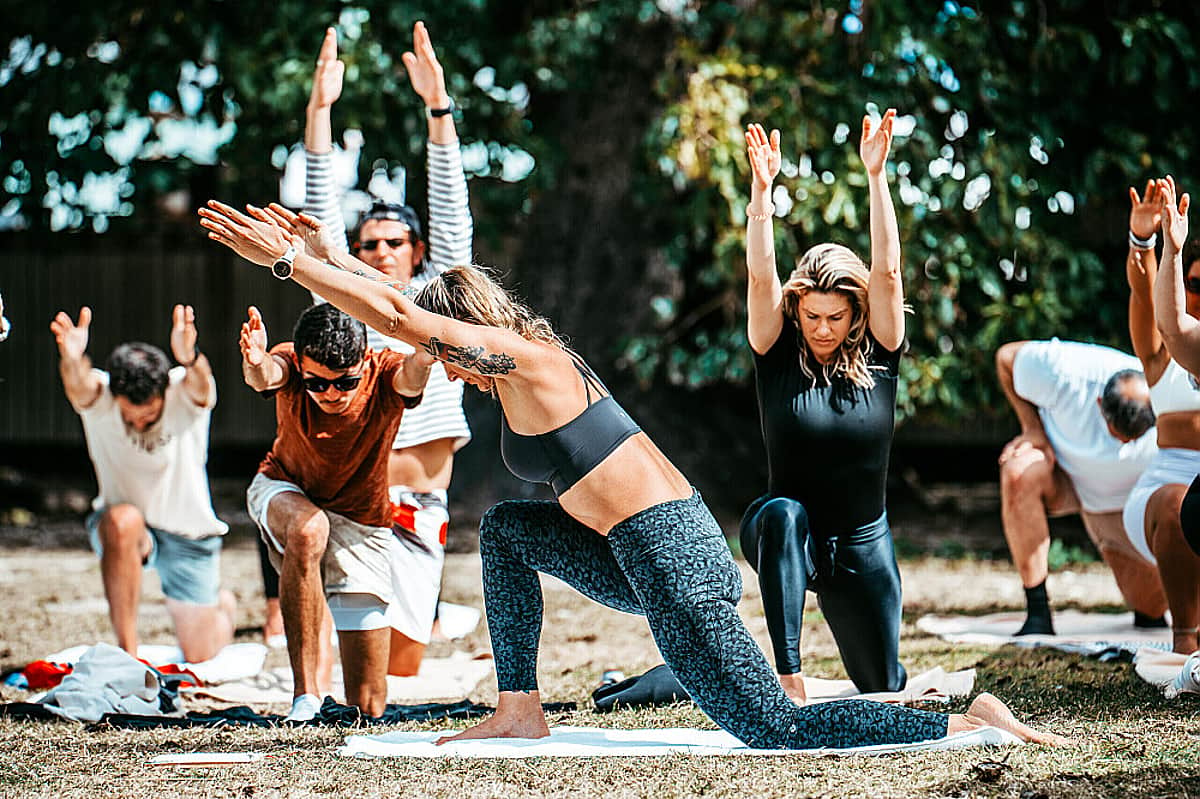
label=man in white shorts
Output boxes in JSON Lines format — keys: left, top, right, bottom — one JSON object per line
{"left": 996, "top": 338, "right": 1168, "bottom": 635}
{"left": 51, "top": 305, "right": 234, "bottom": 663}
{"left": 242, "top": 302, "right": 431, "bottom": 721}
{"left": 296, "top": 22, "right": 473, "bottom": 676}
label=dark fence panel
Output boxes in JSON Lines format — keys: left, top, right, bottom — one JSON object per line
{"left": 0, "top": 246, "right": 313, "bottom": 445}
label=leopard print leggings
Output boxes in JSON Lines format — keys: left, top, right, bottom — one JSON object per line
{"left": 478, "top": 491, "right": 948, "bottom": 749}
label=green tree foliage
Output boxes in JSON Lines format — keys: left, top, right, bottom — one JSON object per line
{"left": 3, "top": 1, "right": 1198, "bottom": 426}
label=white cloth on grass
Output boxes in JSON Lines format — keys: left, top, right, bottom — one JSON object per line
{"left": 41, "top": 643, "right": 176, "bottom": 722}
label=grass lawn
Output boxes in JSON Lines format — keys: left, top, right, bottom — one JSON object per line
{"left": 0, "top": 537, "right": 1197, "bottom": 798}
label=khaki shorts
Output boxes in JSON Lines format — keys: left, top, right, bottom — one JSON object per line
{"left": 246, "top": 472, "right": 394, "bottom": 605}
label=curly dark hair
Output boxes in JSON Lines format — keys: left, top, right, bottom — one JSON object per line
{"left": 292, "top": 303, "right": 367, "bottom": 370}
{"left": 106, "top": 343, "right": 171, "bottom": 405}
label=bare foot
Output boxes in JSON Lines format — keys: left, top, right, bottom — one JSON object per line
{"left": 950, "top": 693, "right": 1070, "bottom": 746}
{"left": 779, "top": 672, "right": 808, "bottom": 705}
{"left": 436, "top": 691, "right": 549, "bottom": 745}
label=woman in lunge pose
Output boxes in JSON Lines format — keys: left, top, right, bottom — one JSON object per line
{"left": 738, "top": 112, "right": 907, "bottom": 701}
{"left": 198, "top": 199, "right": 1065, "bottom": 749}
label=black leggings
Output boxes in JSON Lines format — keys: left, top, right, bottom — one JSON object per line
{"left": 1181, "top": 474, "right": 1200, "bottom": 557}
{"left": 479, "top": 491, "right": 946, "bottom": 749}
{"left": 258, "top": 535, "right": 280, "bottom": 600}
{"left": 739, "top": 495, "right": 906, "bottom": 693}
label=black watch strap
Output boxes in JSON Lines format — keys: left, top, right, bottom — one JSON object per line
{"left": 428, "top": 98, "right": 455, "bottom": 118}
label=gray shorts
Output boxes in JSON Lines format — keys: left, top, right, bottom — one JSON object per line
{"left": 86, "top": 510, "right": 222, "bottom": 606}
{"left": 246, "top": 473, "right": 394, "bottom": 608}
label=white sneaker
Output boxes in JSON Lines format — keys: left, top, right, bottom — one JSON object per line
{"left": 284, "top": 693, "right": 323, "bottom": 722}
{"left": 1165, "top": 652, "right": 1200, "bottom": 699}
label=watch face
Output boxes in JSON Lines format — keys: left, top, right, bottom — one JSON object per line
{"left": 272, "top": 259, "right": 293, "bottom": 279}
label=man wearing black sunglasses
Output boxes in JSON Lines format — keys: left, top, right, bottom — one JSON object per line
{"left": 283, "top": 21, "right": 475, "bottom": 679}
{"left": 241, "top": 303, "right": 432, "bottom": 721}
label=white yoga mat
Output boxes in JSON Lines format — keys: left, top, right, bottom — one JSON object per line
{"left": 917, "top": 610, "right": 1173, "bottom": 647}
{"left": 339, "top": 724, "right": 1021, "bottom": 759}
{"left": 186, "top": 651, "right": 494, "bottom": 706}
{"left": 802, "top": 667, "right": 974, "bottom": 704}
{"left": 43, "top": 642, "right": 268, "bottom": 685}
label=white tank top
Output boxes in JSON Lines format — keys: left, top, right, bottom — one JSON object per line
{"left": 1150, "top": 359, "right": 1200, "bottom": 415}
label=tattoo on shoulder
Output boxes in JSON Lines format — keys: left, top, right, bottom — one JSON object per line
{"left": 421, "top": 337, "right": 517, "bottom": 375}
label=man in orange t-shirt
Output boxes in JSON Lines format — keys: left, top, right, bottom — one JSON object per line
{"left": 241, "top": 302, "right": 431, "bottom": 721}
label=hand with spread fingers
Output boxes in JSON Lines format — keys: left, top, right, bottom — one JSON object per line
{"left": 745, "top": 123, "right": 781, "bottom": 195}
{"left": 240, "top": 305, "right": 269, "bottom": 367}
{"left": 1158, "top": 175, "right": 1191, "bottom": 254}
{"left": 1129, "top": 179, "right": 1164, "bottom": 243}
{"left": 198, "top": 200, "right": 299, "bottom": 267}
{"left": 261, "top": 202, "right": 339, "bottom": 264}
{"left": 859, "top": 108, "right": 896, "bottom": 176}
{"left": 50, "top": 306, "right": 92, "bottom": 361}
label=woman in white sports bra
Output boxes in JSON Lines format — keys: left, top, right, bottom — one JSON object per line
{"left": 1123, "top": 177, "right": 1200, "bottom": 654}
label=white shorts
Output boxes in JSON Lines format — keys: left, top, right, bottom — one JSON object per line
{"left": 1122, "top": 448, "right": 1200, "bottom": 566}
{"left": 246, "top": 473, "right": 394, "bottom": 629}
{"left": 385, "top": 487, "right": 448, "bottom": 644}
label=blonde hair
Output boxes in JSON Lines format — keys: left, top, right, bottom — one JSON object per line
{"left": 782, "top": 243, "right": 879, "bottom": 389}
{"left": 413, "top": 265, "right": 565, "bottom": 349}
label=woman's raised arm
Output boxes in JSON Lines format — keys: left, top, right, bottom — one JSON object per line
{"left": 1125, "top": 180, "right": 1167, "bottom": 381}
{"left": 199, "top": 200, "right": 539, "bottom": 380}
{"left": 1153, "top": 176, "right": 1200, "bottom": 375}
{"left": 743, "top": 123, "right": 785, "bottom": 355}
{"left": 859, "top": 108, "right": 904, "bottom": 352}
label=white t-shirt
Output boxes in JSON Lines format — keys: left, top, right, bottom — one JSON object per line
{"left": 1012, "top": 339, "right": 1158, "bottom": 512}
{"left": 75, "top": 367, "right": 227, "bottom": 538}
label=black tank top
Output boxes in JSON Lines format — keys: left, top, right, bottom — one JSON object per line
{"left": 752, "top": 328, "right": 902, "bottom": 532}
{"left": 500, "top": 353, "right": 642, "bottom": 496}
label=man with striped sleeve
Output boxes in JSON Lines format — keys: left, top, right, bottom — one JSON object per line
{"left": 264, "top": 21, "right": 474, "bottom": 677}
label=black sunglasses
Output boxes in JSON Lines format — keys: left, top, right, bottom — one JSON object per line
{"left": 1186, "top": 277, "right": 1200, "bottom": 295}
{"left": 358, "top": 237, "right": 412, "bottom": 252}
{"left": 303, "top": 374, "right": 362, "bottom": 393}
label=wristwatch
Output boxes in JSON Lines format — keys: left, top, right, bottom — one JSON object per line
{"left": 427, "top": 97, "right": 455, "bottom": 118}
{"left": 272, "top": 243, "right": 297, "bottom": 280}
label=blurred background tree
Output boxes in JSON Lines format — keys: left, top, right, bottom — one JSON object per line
{"left": 3, "top": 0, "right": 1199, "bottom": 513}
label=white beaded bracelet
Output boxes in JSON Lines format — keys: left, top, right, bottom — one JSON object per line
{"left": 747, "top": 203, "right": 776, "bottom": 222}
{"left": 1129, "top": 230, "right": 1157, "bottom": 251}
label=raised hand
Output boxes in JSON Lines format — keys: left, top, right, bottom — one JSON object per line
{"left": 170, "top": 304, "right": 199, "bottom": 365}
{"left": 744, "top": 123, "right": 781, "bottom": 193}
{"left": 1128, "top": 179, "right": 1163, "bottom": 240}
{"left": 859, "top": 108, "right": 896, "bottom": 176}
{"left": 309, "top": 27, "right": 345, "bottom": 110}
{"left": 240, "top": 306, "right": 269, "bottom": 367}
{"left": 1158, "top": 175, "right": 1191, "bottom": 253}
{"left": 199, "top": 201, "right": 298, "bottom": 266}
{"left": 50, "top": 306, "right": 92, "bottom": 361}
{"left": 402, "top": 21, "right": 450, "bottom": 108}
{"left": 262, "top": 203, "right": 339, "bottom": 263}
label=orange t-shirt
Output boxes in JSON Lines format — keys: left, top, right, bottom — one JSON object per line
{"left": 258, "top": 344, "right": 419, "bottom": 527}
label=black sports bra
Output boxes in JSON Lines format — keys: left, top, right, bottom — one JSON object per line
{"left": 500, "top": 352, "right": 642, "bottom": 496}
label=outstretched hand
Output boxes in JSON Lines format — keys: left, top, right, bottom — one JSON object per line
{"left": 198, "top": 201, "right": 298, "bottom": 267}
{"left": 309, "top": 27, "right": 345, "bottom": 110}
{"left": 240, "top": 306, "right": 269, "bottom": 367}
{"left": 744, "top": 123, "right": 781, "bottom": 193}
{"left": 1158, "top": 175, "right": 1191, "bottom": 253}
{"left": 170, "top": 304, "right": 199, "bottom": 365}
{"left": 259, "top": 203, "right": 339, "bottom": 263}
{"left": 859, "top": 108, "right": 896, "bottom": 176}
{"left": 1128, "top": 179, "right": 1163, "bottom": 240}
{"left": 402, "top": 21, "right": 450, "bottom": 108}
{"left": 50, "top": 307, "right": 91, "bottom": 361}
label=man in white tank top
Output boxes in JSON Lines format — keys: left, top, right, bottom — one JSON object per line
{"left": 996, "top": 338, "right": 1167, "bottom": 635}
{"left": 50, "top": 305, "right": 235, "bottom": 664}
